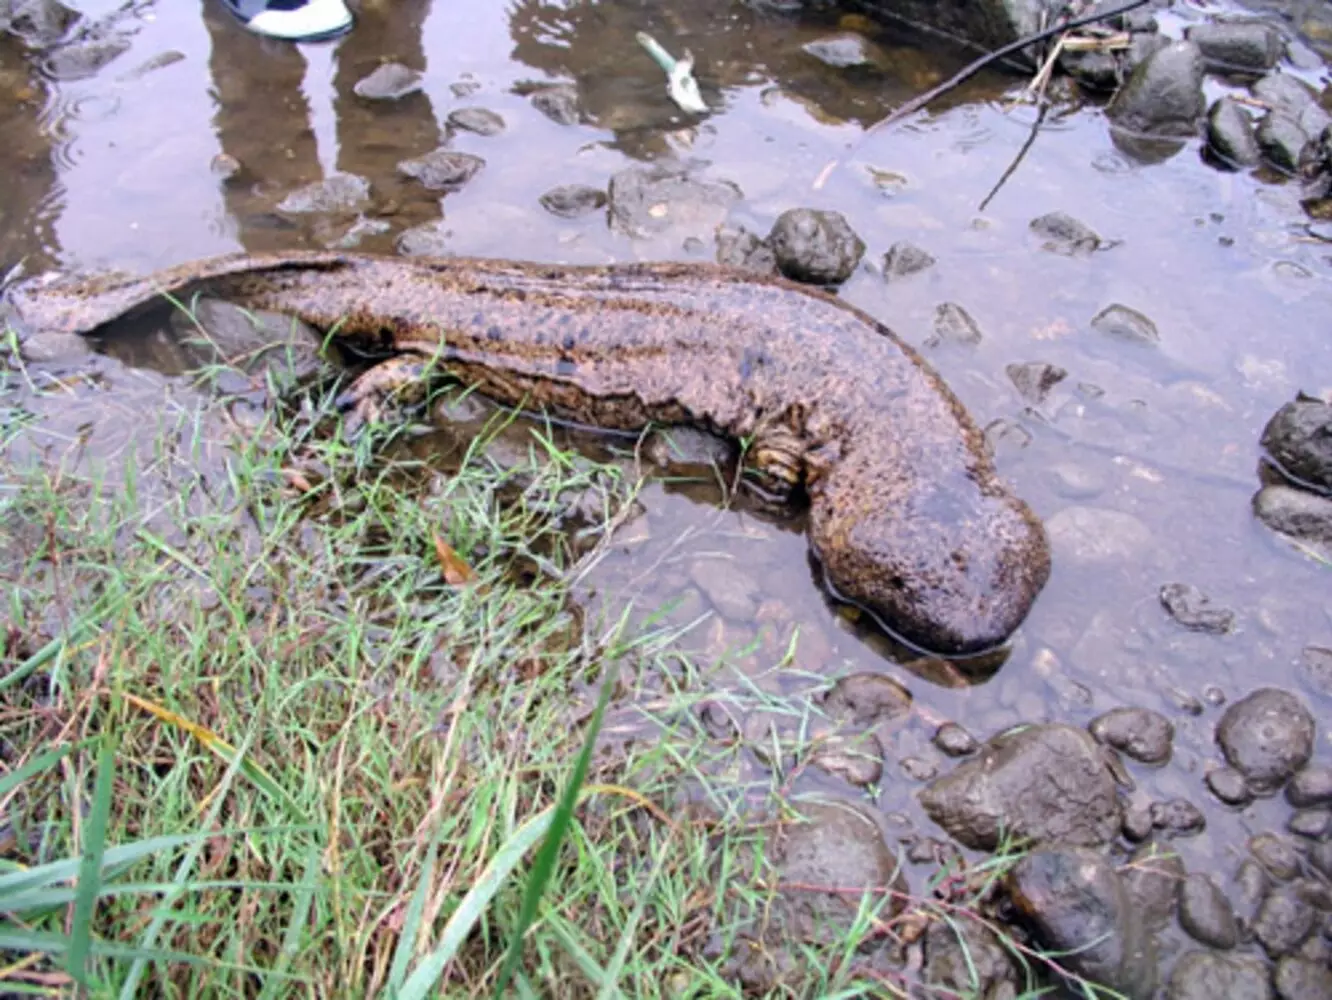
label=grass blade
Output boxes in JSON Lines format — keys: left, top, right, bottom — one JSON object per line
{"left": 387, "top": 820, "right": 446, "bottom": 996}
{"left": 493, "top": 670, "right": 615, "bottom": 998}
{"left": 257, "top": 844, "right": 323, "bottom": 1000}
{"left": 0, "top": 743, "right": 80, "bottom": 800}
{"left": 65, "top": 725, "right": 118, "bottom": 986}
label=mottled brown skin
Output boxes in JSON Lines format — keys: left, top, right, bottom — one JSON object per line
{"left": 5, "top": 250, "right": 1051, "bottom": 655}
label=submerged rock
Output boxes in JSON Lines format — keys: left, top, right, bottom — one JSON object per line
{"left": 1275, "top": 956, "right": 1332, "bottom": 999}
{"left": 1091, "top": 303, "right": 1160, "bottom": 344}
{"left": 0, "top": 0, "right": 80, "bottom": 49}
{"left": 1008, "top": 846, "right": 1158, "bottom": 998}
{"left": 276, "top": 173, "right": 372, "bottom": 215}
{"left": 1288, "top": 765, "right": 1332, "bottom": 808}
{"left": 1207, "top": 97, "right": 1262, "bottom": 167}
{"left": 801, "top": 32, "right": 889, "bottom": 70}
{"left": 1253, "top": 883, "right": 1318, "bottom": 957}
{"left": 447, "top": 107, "right": 506, "bottom": 136}
{"left": 1006, "top": 361, "right": 1067, "bottom": 404}
{"left": 767, "top": 208, "right": 865, "bottom": 285}
{"left": 353, "top": 62, "right": 423, "bottom": 100}
{"left": 881, "top": 240, "right": 935, "bottom": 282}
{"left": 1186, "top": 22, "right": 1282, "bottom": 75}
{"left": 1216, "top": 688, "right": 1315, "bottom": 796}
{"left": 822, "top": 673, "right": 912, "bottom": 730}
{"left": 1089, "top": 707, "right": 1174, "bottom": 765}
{"left": 1261, "top": 396, "right": 1332, "bottom": 493}
{"left": 715, "top": 225, "right": 777, "bottom": 275}
{"left": 1166, "top": 951, "right": 1273, "bottom": 1000}
{"left": 1253, "top": 485, "right": 1332, "bottom": 544}
{"left": 1178, "top": 873, "right": 1239, "bottom": 949}
{"left": 529, "top": 83, "right": 582, "bottom": 125}
{"left": 538, "top": 184, "right": 606, "bottom": 219}
{"left": 1298, "top": 645, "right": 1332, "bottom": 699}
{"left": 920, "top": 724, "right": 1121, "bottom": 851}
{"left": 920, "top": 917, "right": 1022, "bottom": 997}
{"left": 1030, "top": 210, "right": 1103, "bottom": 255}
{"left": 397, "top": 149, "right": 485, "bottom": 191}
{"left": 607, "top": 165, "right": 741, "bottom": 241}
{"left": 1109, "top": 40, "right": 1207, "bottom": 138}
{"left": 1159, "top": 582, "right": 1236, "bottom": 634}
{"left": 928, "top": 303, "right": 983, "bottom": 348}
{"left": 932, "top": 722, "right": 977, "bottom": 757}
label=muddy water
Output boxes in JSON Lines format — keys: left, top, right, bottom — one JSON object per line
{"left": 3, "top": 0, "right": 1332, "bottom": 885}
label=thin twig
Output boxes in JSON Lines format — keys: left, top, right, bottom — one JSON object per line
{"left": 978, "top": 100, "right": 1051, "bottom": 212}
{"left": 813, "top": 0, "right": 1154, "bottom": 189}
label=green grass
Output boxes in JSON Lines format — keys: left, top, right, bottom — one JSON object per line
{"left": 0, "top": 314, "right": 1103, "bottom": 999}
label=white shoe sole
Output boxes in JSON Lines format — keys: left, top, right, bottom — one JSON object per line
{"left": 240, "top": 0, "right": 354, "bottom": 41}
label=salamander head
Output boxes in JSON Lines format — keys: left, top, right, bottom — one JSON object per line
{"left": 809, "top": 476, "right": 1051, "bottom": 657}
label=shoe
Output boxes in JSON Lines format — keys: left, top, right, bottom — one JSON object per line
{"left": 216, "top": 0, "right": 354, "bottom": 42}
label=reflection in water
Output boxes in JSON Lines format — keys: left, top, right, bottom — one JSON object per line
{"left": 202, "top": 0, "right": 443, "bottom": 252}
{"left": 0, "top": 36, "right": 61, "bottom": 273}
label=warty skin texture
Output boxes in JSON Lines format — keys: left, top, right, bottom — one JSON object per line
{"left": 6, "top": 250, "right": 1052, "bottom": 655}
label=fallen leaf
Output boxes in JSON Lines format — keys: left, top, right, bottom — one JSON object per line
{"left": 432, "top": 531, "right": 477, "bottom": 586}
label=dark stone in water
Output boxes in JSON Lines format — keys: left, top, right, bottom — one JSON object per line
{"left": 920, "top": 915, "right": 1022, "bottom": 997}
{"left": 932, "top": 721, "right": 977, "bottom": 757}
{"left": 1007, "top": 846, "right": 1158, "bottom": 998}
{"left": 822, "top": 672, "right": 911, "bottom": 730}
{"left": 919, "top": 723, "right": 1121, "bottom": 851}
{"left": 608, "top": 166, "right": 741, "bottom": 241}
{"left": 1123, "top": 841, "right": 1186, "bottom": 932}
{"left": 801, "top": 32, "right": 888, "bottom": 70}
{"left": 715, "top": 225, "right": 777, "bottom": 276}
{"left": 928, "top": 302, "right": 983, "bottom": 348}
{"left": 1178, "top": 872, "right": 1239, "bottom": 949}
{"left": 1109, "top": 40, "right": 1207, "bottom": 138}
{"left": 1091, "top": 303, "right": 1160, "bottom": 344}
{"left": 1254, "top": 884, "right": 1318, "bottom": 957}
{"left": 1260, "top": 112, "right": 1319, "bottom": 173}
{"left": 1287, "top": 766, "right": 1332, "bottom": 808}
{"left": 1006, "top": 361, "right": 1068, "bottom": 404}
{"left": 1254, "top": 485, "right": 1332, "bottom": 544}
{"left": 880, "top": 240, "right": 935, "bottom": 282}
{"left": 538, "top": 184, "right": 606, "bottom": 219}
{"left": 1252, "top": 73, "right": 1320, "bottom": 120}
{"left": 1061, "top": 46, "right": 1121, "bottom": 92}
{"left": 529, "top": 84, "right": 582, "bottom": 125}
{"left": 642, "top": 426, "right": 734, "bottom": 476}
{"left": 1216, "top": 688, "right": 1315, "bottom": 795}
{"left": 40, "top": 36, "right": 129, "bottom": 80}
{"left": 768, "top": 208, "right": 865, "bottom": 286}
{"left": 1030, "top": 210, "right": 1103, "bottom": 255}
{"left": 1288, "top": 809, "right": 1331, "bottom": 840}
{"left": 1089, "top": 706, "right": 1174, "bottom": 764}
{"left": 1297, "top": 646, "right": 1332, "bottom": 699}
{"left": 1250, "top": 833, "right": 1304, "bottom": 882}
{"left": 1123, "top": 802, "right": 1155, "bottom": 842}
{"left": 1207, "top": 766, "right": 1254, "bottom": 806}
{"left": 1186, "top": 22, "right": 1282, "bottom": 75}
{"left": 1207, "top": 97, "right": 1262, "bottom": 167}
{"left": 1151, "top": 798, "right": 1206, "bottom": 837}
{"left": 1, "top": 0, "right": 81, "bottom": 49}
{"left": 1261, "top": 396, "right": 1332, "bottom": 493}
{"left": 1166, "top": 951, "right": 1273, "bottom": 1000}
{"left": 353, "top": 62, "right": 423, "bottom": 100}
{"left": 1159, "top": 582, "right": 1236, "bottom": 634}
{"left": 1275, "top": 956, "right": 1332, "bottom": 1000}
{"left": 397, "top": 149, "right": 485, "bottom": 192}
{"left": 447, "top": 107, "right": 506, "bottom": 137}
{"left": 276, "top": 173, "right": 372, "bottom": 215}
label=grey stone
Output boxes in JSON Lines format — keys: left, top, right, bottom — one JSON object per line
{"left": 928, "top": 302, "right": 983, "bottom": 348}
{"left": 1178, "top": 873, "right": 1239, "bottom": 949}
{"left": 538, "top": 184, "right": 606, "bottom": 219}
{"left": 395, "top": 219, "right": 452, "bottom": 257}
{"left": 1186, "top": 22, "right": 1282, "bottom": 75}
{"left": 1091, "top": 303, "right": 1160, "bottom": 344}
{"left": 447, "top": 107, "right": 506, "bottom": 136}
{"left": 768, "top": 208, "right": 865, "bottom": 286}
{"left": 397, "top": 149, "right": 485, "bottom": 191}
{"left": 715, "top": 225, "right": 777, "bottom": 275}
{"left": 1207, "top": 97, "right": 1262, "bottom": 167}
{"left": 688, "top": 558, "right": 761, "bottom": 622}
{"left": 1254, "top": 884, "right": 1318, "bottom": 957}
{"left": 1160, "top": 582, "right": 1236, "bottom": 634}
{"left": 1109, "top": 40, "right": 1207, "bottom": 137}
{"left": 530, "top": 84, "right": 582, "bottom": 125}
{"left": 1216, "top": 688, "right": 1316, "bottom": 794}
{"left": 1089, "top": 706, "right": 1174, "bottom": 765}
{"left": 801, "top": 32, "right": 889, "bottom": 70}
{"left": 932, "top": 722, "right": 977, "bottom": 758}
{"left": 1030, "top": 211, "right": 1103, "bottom": 255}
{"left": 881, "top": 240, "right": 935, "bottom": 282}
{"left": 353, "top": 62, "right": 423, "bottom": 100}
{"left": 1261, "top": 397, "right": 1332, "bottom": 493}
{"left": 1166, "top": 951, "right": 1273, "bottom": 1000}
{"left": 1274, "top": 956, "right": 1332, "bottom": 1000}
{"left": 1289, "top": 809, "right": 1332, "bottom": 840}
{"left": 1151, "top": 798, "right": 1206, "bottom": 837}
{"left": 823, "top": 673, "right": 912, "bottom": 729}
{"left": 1288, "top": 766, "right": 1332, "bottom": 808}
{"left": 276, "top": 173, "right": 372, "bottom": 215}
{"left": 1006, "top": 361, "right": 1068, "bottom": 404}
{"left": 1252, "top": 73, "right": 1319, "bottom": 119}
{"left": 1255, "top": 486, "right": 1332, "bottom": 545}
{"left": 1251, "top": 833, "right": 1304, "bottom": 881}
{"left": 607, "top": 166, "right": 741, "bottom": 241}
{"left": 1208, "top": 766, "right": 1254, "bottom": 806}
{"left": 1298, "top": 646, "right": 1332, "bottom": 699}
{"left": 919, "top": 724, "right": 1121, "bottom": 851}
{"left": 920, "top": 916, "right": 1022, "bottom": 998}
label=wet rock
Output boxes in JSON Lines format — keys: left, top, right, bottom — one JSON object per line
{"left": 932, "top": 722, "right": 977, "bottom": 758}
{"left": 167, "top": 298, "right": 323, "bottom": 382}
{"left": 643, "top": 426, "right": 734, "bottom": 475}
{"left": 1046, "top": 506, "right": 1152, "bottom": 565}
{"left": 1061, "top": 47, "right": 1121, "bottom": 92}
{"left": 767, "top": 208, "right": 864, "bottom": 286}
{"left": 1091, "top": 303, "right": 1160, "bottom": 344}
{"left": 1252, "top": 73, "right": 1319, "bottom": 119}
{"left": 1166, "top": 951, "right": 1274, "bottom": 1000}
{"left": 529, "top": 84, "right": 582, "bottom": 125}
{"left": 1298, "top": 646, "right": 1332, "bottom": 699}
{"left": 1289, "top": 809, "right": 1332, "bottom": 839}
{"left": 1007, "top": 846, "right": 1157, "bottom": 998}
{"left": 1123, "top": 803, "right": 1155, "bottom": 842}
{"left": 1208, "top": 766, "right": 1254, "bottom": 806}
{"left": 801, "top": 32, "right": 889, "bottom": 70}
{"left": 1006, "top": 361, "right": 1068, "bottom": 404}
{"left": 397, "top": 149, "right": 485, "bottom": 192}
{"left": 1260, "top": 112, "right": 1318, "bottom": 173}
{"left": 768, "top": 801, "right": 909, "bottom": 943}
{"left": 1186, "top": 22, "right": 1282, "bottom": 75}
{"left": 352, "top": 62, "right": 423, "bottom": 100}
{"left": 811, "top": 730, "right": 884, "bottom": 788}
{"left": 1151, "top": 798, "right": 1206, "bottom": 837}
{"left": 395, "top": 219, "right": 452, "bottom": 257}
{"left": 1179, "top": 873, "right": 1239, "bottom": 949}
{"left": 715, "top": 225, "right": 777, "bottom": 275}
{"left": 1089, "top": 707, "right": 1174, "bottom": 765}
{"left": 1109, "top": 40, "right": 1207, "bottom": 138}
{"left": 1159, "top": 583, "right": 1236, "bottom": 634}
{"left": 537, "top": 184, "right": 606, "bottom": 219}
{"left": 1275, "top": 956, "right": 1332, "bottom": 1000}
{"left": 276, "top": 173, "right": 372, "bottom": 215}
{"left": 688, "top": 558, "right": 760, "bottom": 622}
{"left": 41, "top": 36, "right": 129, "bottom": 80}
{"left": 927, "top": 302, "right": 982, "bottom": 348}
{"left": 1251, "top": 833, "right": 1304, "bottom": 881}
{"left": 1030, "top": 211, "right": 1103, "bottom": 255}
{"left": 1, "top": 0, "right": 80, "bottom": 48}
{"left": 1124, "top": 842, "right": 1187, "bottom": 931}
{"left": 446, "top": 107, "right": 505, "bottom": 137}
{"left": 1045, "top": 462, "right": 1107, "bottom": 500}
{"left": 1255, "top": 485, "right": 1332, "bottom": 544}
{"left": 1288, "top": 767, "right": 1332, "bottom": 808}
{"left": 1207, "top": 97, "right": 1263, "bottom": 167}
{"left": 919, "top": 724, "right": 1121, "bottom": 851}
{"left": 607, "top": 166, "right": 741, "bottom": 241}
{"left": 880, "top": 240, "right": 935, "bottom": 282}
{"left": 920, "top": 917, "right": 1022, "bottom": 998}
{"left": 1313, "top": 843, "right": 1332, "bottom": 882}
{"left": 1254, "top": 884, "right": 1317, "bottom": 957}
{"left": 1217, "top": 688, "right": 1316, "bottom": 795}
{"left": 984, "top": 418, "right": 1031, "bottom": 458}
{"left": 823, "top": 673, "right": 911, "bottom": 729}
{"left": 1261, "top": 396, "right": 1332, "bottom": 493}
